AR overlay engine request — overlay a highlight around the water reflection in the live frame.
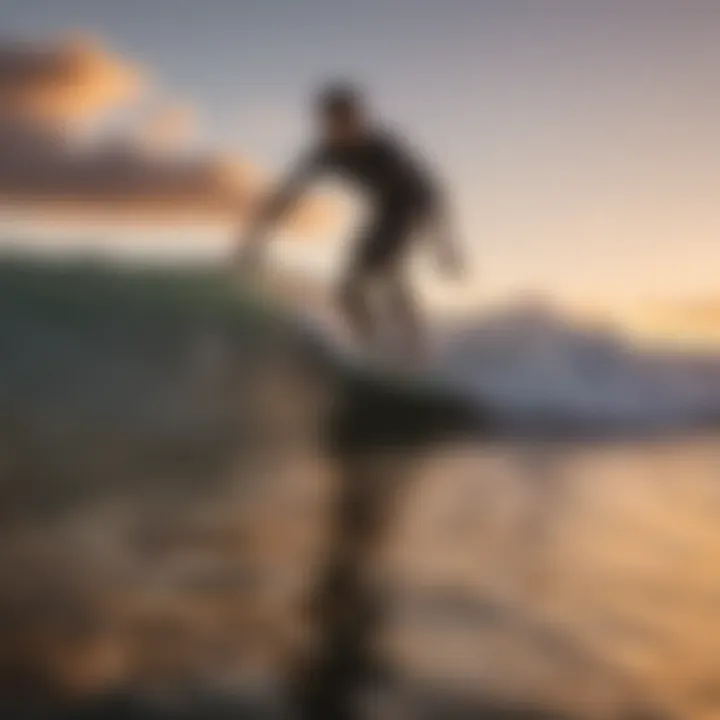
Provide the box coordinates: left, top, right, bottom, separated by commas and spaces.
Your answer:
384, 438, 720, 719
4, 426, 720, 717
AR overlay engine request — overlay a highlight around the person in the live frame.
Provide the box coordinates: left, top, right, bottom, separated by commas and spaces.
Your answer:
236, 82, 463, 364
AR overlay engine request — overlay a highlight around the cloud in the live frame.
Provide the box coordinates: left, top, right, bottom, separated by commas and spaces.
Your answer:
0, 37, 332, 231
0, 36, 141, 125
135, 105, 196, 152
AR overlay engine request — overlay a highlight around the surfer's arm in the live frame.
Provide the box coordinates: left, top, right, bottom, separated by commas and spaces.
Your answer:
235, 150, 323, 268
428, 188, 464, 277
260, 151, 322, 226
387, 131, 465, 277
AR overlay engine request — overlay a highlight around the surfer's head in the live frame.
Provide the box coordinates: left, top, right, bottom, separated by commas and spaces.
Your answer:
315, 82, 367, 146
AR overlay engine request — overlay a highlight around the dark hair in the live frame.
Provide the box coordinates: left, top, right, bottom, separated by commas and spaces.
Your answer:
316, 82, 363, 118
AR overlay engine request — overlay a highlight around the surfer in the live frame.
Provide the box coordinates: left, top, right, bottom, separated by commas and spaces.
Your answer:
236, 82, 463, 363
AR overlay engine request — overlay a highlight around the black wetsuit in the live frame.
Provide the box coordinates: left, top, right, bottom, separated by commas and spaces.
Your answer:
267, 130, 441, 273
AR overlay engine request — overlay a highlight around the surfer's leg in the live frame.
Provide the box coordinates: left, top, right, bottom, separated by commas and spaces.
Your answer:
340, 207, 420, 356
382, 269, 426, 364
367, 207, 427, 365
338, 270, 375, 347
338, 213, 393, 349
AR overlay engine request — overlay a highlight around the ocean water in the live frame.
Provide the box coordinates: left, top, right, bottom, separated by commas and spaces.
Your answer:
3, 432, 720, 719
384, 436, 720, 719
1, 259, 719, 719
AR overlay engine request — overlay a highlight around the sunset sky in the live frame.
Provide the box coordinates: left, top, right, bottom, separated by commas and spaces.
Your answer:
2, 1, 720, 339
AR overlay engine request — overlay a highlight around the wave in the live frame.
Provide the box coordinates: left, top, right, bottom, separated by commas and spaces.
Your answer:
437, 302, 720, 431
3, 254, 719, 436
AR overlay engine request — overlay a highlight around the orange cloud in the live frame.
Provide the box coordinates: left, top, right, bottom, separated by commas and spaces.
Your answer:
136, 105, 196, 152
0, 37, 333, 232
0, 122, 257, 223
0, 36, 141, 126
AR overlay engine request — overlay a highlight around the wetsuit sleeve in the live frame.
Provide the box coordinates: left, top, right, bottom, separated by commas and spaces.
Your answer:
258, 147, 326, 224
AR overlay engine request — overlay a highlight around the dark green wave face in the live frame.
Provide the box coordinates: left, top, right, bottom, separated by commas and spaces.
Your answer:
0, 255, 482, 466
